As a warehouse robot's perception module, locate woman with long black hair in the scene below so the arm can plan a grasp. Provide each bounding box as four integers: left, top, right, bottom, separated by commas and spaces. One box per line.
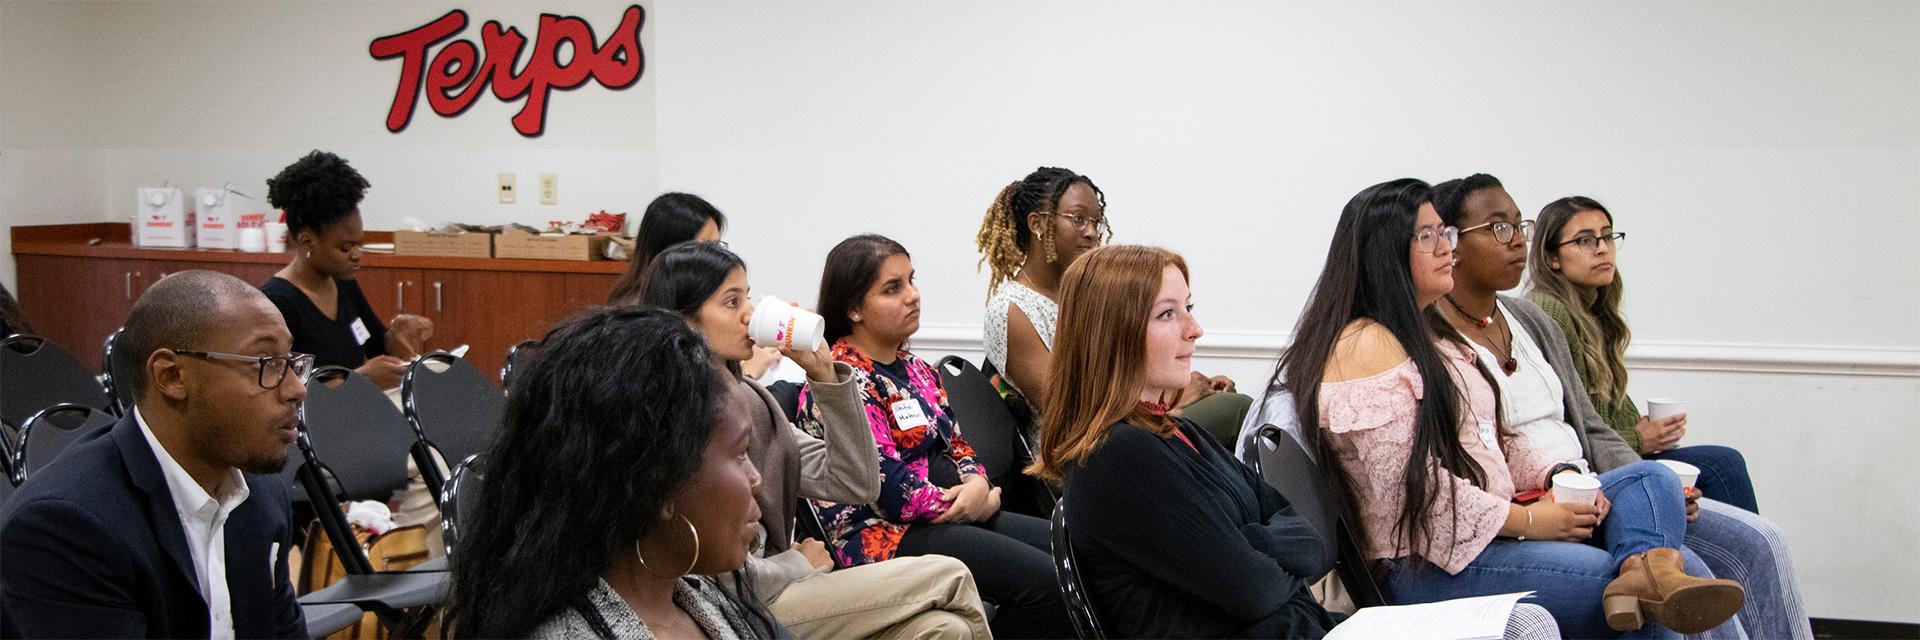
444, 306, 781, 639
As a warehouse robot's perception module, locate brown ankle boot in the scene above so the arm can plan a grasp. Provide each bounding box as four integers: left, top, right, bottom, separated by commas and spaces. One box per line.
1602, 547, 1745, 633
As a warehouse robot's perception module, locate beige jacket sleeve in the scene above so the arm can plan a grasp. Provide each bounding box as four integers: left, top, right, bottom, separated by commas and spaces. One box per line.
739, 547, 822, 605
792, 362, 882, 505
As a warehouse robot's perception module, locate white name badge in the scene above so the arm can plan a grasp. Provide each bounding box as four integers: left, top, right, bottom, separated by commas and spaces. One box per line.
1477, 420, 1499, 450
350, 318, 372, 345
891, 399, 930, 430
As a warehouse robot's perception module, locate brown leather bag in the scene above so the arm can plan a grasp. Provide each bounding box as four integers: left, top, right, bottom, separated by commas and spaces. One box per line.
297, 518, 436, 639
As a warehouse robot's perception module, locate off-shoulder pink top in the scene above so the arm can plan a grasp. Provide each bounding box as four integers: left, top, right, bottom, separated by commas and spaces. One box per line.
1316, 341, 1557, 574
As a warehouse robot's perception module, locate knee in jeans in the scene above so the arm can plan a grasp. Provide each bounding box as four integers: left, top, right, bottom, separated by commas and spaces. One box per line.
1620, 460, 1683, 492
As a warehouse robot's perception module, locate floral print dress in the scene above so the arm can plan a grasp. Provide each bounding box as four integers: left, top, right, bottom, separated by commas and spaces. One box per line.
795, 340, 985, 567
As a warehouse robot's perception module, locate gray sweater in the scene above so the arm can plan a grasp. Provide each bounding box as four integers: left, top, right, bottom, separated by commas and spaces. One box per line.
1498, 295, 1642, 473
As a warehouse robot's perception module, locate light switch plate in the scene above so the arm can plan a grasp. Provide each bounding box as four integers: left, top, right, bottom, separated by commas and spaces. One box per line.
539, 173, 558, 206
498, 173, 517, 204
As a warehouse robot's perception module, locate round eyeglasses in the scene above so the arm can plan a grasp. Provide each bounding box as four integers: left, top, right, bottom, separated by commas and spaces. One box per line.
1459, 219, 1534, 244
1414, 225, 1461, 254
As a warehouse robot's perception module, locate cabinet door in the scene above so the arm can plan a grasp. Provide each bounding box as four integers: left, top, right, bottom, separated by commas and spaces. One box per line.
421, 269, 570, 377
14, 255, 145, 373
562, 273, 619, 317
352, 267, 424, 326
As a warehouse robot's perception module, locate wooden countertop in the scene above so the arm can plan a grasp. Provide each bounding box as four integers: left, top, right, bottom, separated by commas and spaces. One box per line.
11, 223, 629, 275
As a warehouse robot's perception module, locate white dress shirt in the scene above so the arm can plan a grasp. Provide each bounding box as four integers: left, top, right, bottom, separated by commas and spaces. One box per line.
134, 408, 251, 640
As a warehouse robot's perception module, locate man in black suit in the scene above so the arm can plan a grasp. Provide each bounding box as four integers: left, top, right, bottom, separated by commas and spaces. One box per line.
0, 270, 311, 638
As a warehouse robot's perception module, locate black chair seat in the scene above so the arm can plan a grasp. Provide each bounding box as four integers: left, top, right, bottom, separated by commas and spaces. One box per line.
300, 602, 363, 639
299, 571, 449, 610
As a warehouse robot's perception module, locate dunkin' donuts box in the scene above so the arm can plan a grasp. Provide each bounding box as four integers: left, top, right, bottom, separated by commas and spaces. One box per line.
134, 186, 196, 247
194, 186, 268, 249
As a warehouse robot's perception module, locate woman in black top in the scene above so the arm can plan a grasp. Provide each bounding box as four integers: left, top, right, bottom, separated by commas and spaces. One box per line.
259, 150, 431, 389
1029, 244, 1337, 638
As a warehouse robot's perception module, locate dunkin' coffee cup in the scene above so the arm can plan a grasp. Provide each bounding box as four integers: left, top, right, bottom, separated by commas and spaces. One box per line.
749, 295, 825, 352
1551, 472, 1602, 505
238, 227, 267, 252
1646, 398, 1687, 421
266, 221, 289, 252
1657, 460, 1701, 489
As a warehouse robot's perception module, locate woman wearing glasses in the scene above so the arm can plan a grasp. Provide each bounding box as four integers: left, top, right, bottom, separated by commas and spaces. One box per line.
260, 150, 433, 390
1287, 178, 1741, 638
975, 167, 1250, 444
1523, 197, 1758, 513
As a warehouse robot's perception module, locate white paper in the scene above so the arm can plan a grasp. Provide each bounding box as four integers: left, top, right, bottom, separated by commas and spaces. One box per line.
1324, 591, 1534, 640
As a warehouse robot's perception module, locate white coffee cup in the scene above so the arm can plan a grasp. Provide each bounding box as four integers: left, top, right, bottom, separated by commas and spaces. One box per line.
1646, 398, 1687, 421
1656, 459, 1701, 489
749, 295, 825, 352
238, 227, 267, 252
1551, 472, 1602, 505
266, 221, 289, 252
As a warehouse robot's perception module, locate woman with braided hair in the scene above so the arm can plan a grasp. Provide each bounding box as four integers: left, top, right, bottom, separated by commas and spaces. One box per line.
976, 167, 1251, 444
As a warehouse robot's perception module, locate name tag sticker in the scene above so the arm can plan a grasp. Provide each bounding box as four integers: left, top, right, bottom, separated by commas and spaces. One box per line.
891, 399, 930, 430
350, 318, 372, 345
1477, 420, 1499, 450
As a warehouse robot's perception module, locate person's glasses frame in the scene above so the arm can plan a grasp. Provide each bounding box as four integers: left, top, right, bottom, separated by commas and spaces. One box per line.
1458, 219, 1535, 244
1415, 225, 1462, 254
1039, 211, 1113, 238
1550, 231, 1627, 254
173, 350, 317, 390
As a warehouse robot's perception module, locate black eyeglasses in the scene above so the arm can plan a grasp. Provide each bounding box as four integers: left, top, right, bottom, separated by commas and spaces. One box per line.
174, 350, 316, 389
1551, 231, 1626, 254
1042, 211, 1113, 237
1459, 219, 1534, 244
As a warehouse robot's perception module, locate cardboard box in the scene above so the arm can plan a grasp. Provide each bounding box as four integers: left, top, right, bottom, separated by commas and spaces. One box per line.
134, 187, 196, 247
195, 187, 268, 250
394, 230, 493, 258
493, 230, 619, 261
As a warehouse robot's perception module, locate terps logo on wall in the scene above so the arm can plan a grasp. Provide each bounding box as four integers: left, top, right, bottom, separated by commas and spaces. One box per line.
370, 5, 645, 137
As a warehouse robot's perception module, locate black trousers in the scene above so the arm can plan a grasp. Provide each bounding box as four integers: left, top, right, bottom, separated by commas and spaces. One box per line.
897, 511, 1073, 639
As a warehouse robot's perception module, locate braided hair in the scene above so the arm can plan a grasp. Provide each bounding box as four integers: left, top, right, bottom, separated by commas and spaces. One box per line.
974, 166, 1107, 297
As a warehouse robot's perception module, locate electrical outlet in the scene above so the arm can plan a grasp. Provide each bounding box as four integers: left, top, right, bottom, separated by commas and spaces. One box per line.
498, 173, 517, 204
539, 173, 558, 205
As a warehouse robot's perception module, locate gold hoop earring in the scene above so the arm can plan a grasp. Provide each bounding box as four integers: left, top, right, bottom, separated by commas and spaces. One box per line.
634, 513, 700, 579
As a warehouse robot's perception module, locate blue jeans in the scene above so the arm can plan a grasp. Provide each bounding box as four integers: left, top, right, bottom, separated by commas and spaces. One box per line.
1384, 462, 1742, 639
1646, 445, 1758, 514
1687, 499, 1810, 640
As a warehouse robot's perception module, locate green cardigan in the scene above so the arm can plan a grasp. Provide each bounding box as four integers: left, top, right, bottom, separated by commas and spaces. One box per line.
1523, 291, 1645, 451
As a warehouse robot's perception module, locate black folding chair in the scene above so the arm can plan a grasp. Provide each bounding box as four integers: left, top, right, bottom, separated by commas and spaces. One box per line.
1253, 425, 1390, 608
936, 356, 1055, 515
401, 352, 504, 504
499, 339, 541, 390
100, 328, 133, 417
293, 367, 448, 631
1049, 500, 1105, 639
301, 602, 362, 639
13, 403, 117, 485
437, 454, 483, 557
0, 335, 111, 433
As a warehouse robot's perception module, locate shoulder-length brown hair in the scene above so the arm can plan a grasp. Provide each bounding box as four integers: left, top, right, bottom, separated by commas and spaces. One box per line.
1027, 244, 1188, 482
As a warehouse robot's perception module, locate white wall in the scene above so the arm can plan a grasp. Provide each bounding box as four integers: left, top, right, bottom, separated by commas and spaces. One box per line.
3, 0, 1917, 622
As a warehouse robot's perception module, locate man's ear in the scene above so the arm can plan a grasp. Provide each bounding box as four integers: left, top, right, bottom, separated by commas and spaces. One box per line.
149, 350, 190, 402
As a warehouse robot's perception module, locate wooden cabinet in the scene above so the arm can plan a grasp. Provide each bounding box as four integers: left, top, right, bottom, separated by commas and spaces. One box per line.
12, 224, 623, 377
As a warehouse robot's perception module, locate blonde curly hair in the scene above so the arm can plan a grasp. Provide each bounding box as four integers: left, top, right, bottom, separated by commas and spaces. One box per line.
973, 167, 1107, 297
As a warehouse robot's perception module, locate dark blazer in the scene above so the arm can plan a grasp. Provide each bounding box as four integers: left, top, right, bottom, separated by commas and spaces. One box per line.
1063, 418, 1339, 639
0, 413, 305, 638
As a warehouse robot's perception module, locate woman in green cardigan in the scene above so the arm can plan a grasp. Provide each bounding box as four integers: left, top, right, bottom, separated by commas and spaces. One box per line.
1524, 196, 1759, 513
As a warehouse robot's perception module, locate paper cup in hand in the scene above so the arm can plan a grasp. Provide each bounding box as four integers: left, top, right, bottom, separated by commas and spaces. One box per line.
749, 295, 825, 352
1646, 398, 1687, 421
1656, 460, 1701, 489
1551, 472, 1602, 505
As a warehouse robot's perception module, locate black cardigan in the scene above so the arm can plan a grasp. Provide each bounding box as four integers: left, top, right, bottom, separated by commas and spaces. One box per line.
1063, 418, 1338, 638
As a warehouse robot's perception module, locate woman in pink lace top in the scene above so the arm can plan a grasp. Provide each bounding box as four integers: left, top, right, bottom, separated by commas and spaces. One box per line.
1274, 179, 1744, 639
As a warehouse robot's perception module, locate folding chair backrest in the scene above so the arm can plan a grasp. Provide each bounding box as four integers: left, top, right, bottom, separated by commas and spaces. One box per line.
15, 403, 117, 483
439, 454, 483, 557
1254, 426, 1390, 608
403, 353, 504, 476
1049, 501, 1106, 639
101, 328, 134, 416
499, 339, 541, 390
298, 366, 415, 501
0, 335, 111, 429
935, 356, 1019, 483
